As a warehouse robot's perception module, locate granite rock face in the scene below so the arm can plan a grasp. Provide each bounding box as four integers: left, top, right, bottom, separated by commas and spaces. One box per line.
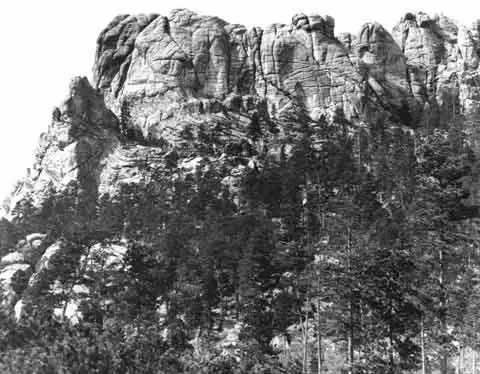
95, 9, 368, 134
391, 13, 480, 131
2, 9, 480, 318
92, 9, 480, 139
7, 77, 119, 212
94, 14, 159, 95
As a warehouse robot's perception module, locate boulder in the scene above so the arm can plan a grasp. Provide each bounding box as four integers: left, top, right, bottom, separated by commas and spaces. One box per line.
35, 241, 63, 272
0, 252, 25, 266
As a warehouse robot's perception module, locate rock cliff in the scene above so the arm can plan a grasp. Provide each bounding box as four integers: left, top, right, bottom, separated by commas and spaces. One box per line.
2, 7, 480, 330
92, 9, 480, 132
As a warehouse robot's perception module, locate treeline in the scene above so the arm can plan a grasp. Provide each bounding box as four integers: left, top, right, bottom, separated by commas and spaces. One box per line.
1, 105, 480, 374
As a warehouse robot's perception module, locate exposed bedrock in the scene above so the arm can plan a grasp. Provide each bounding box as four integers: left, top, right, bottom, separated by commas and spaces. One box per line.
93, 9, 480, 139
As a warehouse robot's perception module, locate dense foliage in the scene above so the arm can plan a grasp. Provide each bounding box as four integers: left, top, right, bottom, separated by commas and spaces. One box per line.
1, 104, 480, 374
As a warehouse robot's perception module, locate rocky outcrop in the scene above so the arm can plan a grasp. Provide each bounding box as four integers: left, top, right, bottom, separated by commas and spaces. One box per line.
94, 14, 159, 95
91, 9, 480, 139
10, 239, 129, 322
392, 12, 480, 130
0, 232, 48, 307
2, 8, 480, 319
356, 22, 418, 120
8, 77, 119, 212
95, 9, 367, 135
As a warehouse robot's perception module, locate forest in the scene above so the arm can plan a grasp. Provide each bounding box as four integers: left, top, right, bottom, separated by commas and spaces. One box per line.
1, 100, 480, 374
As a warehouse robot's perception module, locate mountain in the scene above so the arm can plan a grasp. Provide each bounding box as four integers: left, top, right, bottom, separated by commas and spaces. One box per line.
1, 8, 480, 374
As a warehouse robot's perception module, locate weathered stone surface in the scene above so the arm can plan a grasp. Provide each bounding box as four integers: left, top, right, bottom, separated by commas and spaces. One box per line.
92, 9, 480, 135
25, 233, 47, 246
356, 22, 418, 121
6, 77, 119, 215
35, 241, 63, 272
0, 264, 31, 284
94, 9, 367, 134
18, 233, 48, 264
94, 14, 159, 95
1, 252, 25, 266
257, 13, 363, 120
392, 12, 480, 128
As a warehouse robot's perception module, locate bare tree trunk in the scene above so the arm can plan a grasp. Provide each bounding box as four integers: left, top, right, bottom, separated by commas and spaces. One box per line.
439, 249, 448, 374
359, 302, 365, 366
421, 314, 426, 374
305, 295, 310, 374
302, 314, 307, 374
303, 302, 310, 374
318, 211, 325, 374
461, 346, 464, 374
456, 347, 462, 374
348, 310, 354, 374
473, 347, 476, 374
388, 297, 395, 374
317, 291, 323, 374
473, 321, 477, 374
347, 225, 354, 374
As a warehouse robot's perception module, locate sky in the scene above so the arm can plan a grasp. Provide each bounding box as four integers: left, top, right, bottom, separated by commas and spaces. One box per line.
0, 0, 479, 202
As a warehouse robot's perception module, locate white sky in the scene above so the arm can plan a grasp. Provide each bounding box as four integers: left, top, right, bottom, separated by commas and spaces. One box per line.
0, 0, 479, 201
